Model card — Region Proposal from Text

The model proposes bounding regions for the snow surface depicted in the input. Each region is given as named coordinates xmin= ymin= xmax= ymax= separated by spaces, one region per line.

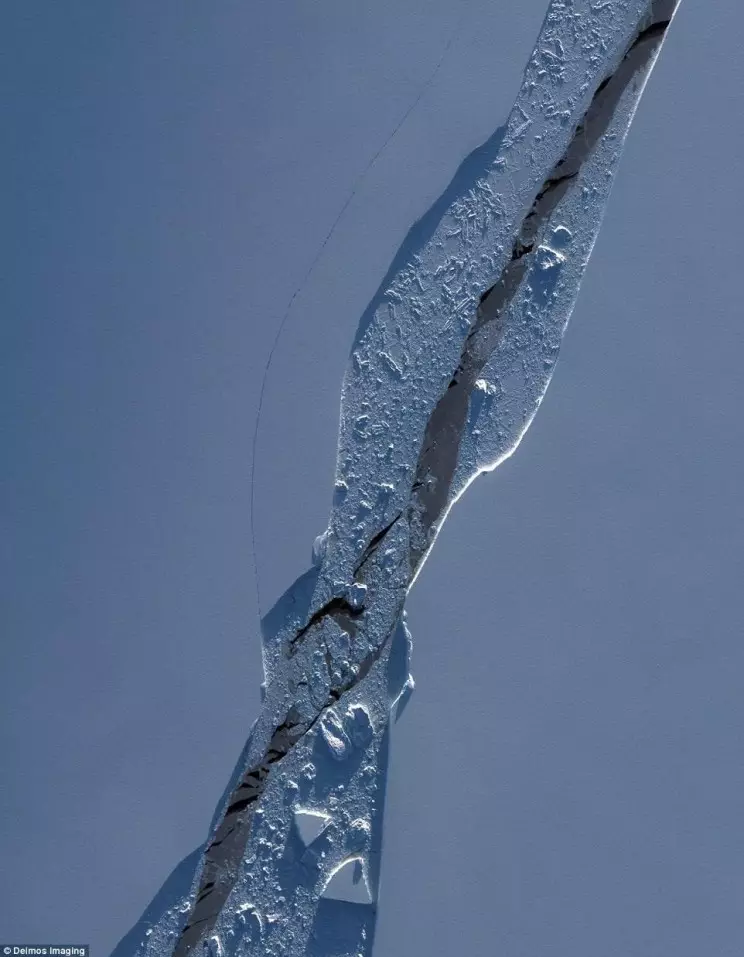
xmin=114 ymin=2 xmax=684 ymax=956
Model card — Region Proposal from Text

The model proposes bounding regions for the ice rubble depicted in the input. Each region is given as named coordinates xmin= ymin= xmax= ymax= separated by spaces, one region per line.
xmin=112 ymin=2 xmax=682 ymax=956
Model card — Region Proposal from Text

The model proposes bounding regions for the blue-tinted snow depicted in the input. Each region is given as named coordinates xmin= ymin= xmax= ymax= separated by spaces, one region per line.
xmin=115 ymin=3 xmax=685 ymax=956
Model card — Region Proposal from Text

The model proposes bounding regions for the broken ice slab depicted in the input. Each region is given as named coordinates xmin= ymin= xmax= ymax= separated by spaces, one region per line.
xmin=293 ymin=809 xmax=330 ymax=846
xmin=320 ymin=709 xmax=353 ymax=761
xmin=321 ymin=857 xmax=374 ymax=905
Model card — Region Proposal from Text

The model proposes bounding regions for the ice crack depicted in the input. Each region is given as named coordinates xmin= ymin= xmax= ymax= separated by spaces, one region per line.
xmin=123 ymin=3 xmax=684 ymax=955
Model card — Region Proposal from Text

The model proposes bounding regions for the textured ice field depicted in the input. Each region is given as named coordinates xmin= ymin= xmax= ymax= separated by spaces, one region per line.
xmin=114 ymin=2 xmax=683 ymax=955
